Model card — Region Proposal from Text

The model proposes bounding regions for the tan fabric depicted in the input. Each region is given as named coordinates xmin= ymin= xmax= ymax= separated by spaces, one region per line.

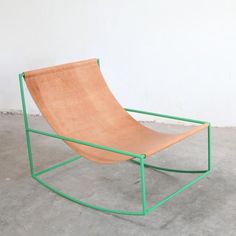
xmin=24 ymin=59 xmax=208 ymax=164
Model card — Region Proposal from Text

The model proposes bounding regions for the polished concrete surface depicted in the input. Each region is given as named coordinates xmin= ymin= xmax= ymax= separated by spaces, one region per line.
xmin=0 ymin=113 xmax=235 ymax=236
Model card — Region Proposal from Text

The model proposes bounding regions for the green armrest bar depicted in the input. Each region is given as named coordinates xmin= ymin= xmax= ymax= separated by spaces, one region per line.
xmin=125 ymin=108 xmax=209 ymax=125
xmin=28 ymin=128 xmax=143 ymax=159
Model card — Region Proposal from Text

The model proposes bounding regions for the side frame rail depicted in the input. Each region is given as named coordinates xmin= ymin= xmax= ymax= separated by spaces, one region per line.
xmin=125 ymin=108 xmax=212 ymax=173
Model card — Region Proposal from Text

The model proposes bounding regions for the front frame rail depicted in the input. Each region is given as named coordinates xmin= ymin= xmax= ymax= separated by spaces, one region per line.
xmin=19 ymin=72 xmax=211 ymax=216
xmin=28 ymin=128 xmax=143 ymax=160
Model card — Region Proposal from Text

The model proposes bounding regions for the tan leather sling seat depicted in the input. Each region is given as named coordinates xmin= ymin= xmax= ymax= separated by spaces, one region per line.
xmin=24 ymin=59 xmax=207 ymax=164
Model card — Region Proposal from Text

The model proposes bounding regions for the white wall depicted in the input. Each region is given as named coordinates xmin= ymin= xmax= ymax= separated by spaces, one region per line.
xmin=0 ymin=0 xmax=236 ymax=126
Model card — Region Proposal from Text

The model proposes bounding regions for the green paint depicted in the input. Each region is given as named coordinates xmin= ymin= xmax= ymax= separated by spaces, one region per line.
xmin=19 ymin=67 xmax=211 ymax=216
xmin=140 ymin=155 xmax=147 ymax=214
xmin=19 ymin=73 xmax=35 ymax=177
xmin=96 ymin=58 xmax=100 ymax=67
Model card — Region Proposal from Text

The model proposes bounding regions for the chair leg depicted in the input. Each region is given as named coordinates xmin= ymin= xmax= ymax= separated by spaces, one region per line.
xmin=19 ymin=75 xmax=35 ymax=177
xmin=139 ymin=125 xmax=212 ymax=215
xmin=139 ymin=155 xmax=147 ymax=215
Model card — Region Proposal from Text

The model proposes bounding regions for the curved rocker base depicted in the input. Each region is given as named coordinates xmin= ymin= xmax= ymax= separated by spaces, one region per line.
xmin=33 ymin=175 xmax=144 ymax=216
xmin=32 ymin=156 xmax=210 ymax=216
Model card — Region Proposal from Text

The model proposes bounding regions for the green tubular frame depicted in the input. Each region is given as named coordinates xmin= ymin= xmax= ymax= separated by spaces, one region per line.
xmin=19 ymin=68 xmax=211 ymax=216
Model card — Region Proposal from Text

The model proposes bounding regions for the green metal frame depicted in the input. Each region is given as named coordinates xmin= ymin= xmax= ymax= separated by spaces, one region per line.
xmin=19 ymin=68 xmax=211 ymax=216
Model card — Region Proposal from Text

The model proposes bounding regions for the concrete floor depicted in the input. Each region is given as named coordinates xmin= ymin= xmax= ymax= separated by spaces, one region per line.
xmin=0 ymin=113 xmax=236 ymax=236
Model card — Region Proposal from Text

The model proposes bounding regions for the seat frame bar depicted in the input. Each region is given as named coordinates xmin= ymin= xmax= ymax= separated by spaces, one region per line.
xmin=19 ymin=70 xmax=211 ymax=216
